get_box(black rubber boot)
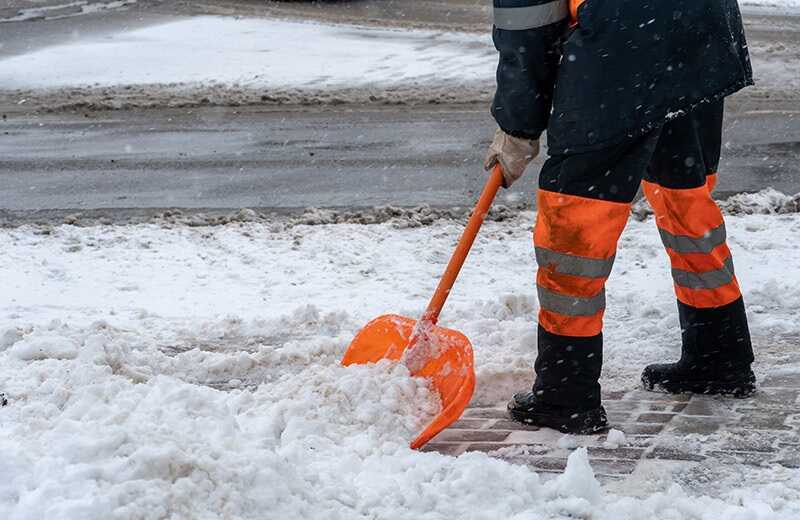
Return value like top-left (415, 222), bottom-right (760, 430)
top-left (508, 391), bottom-right (608, 434)
top-left (642, 298), bottom-right (756, 397)
top-left (509, 326), bottom-right (608, 434)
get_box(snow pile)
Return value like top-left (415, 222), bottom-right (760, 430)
top-left (2, 213), bottom-right (800, 517)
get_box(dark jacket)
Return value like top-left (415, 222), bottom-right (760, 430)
top-left (491, 0), bottom-right (753, 154)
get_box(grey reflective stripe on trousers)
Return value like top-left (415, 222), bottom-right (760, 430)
top-left (658, 223), bottom-right (727, 254)
top-left (535, 247), bottom-right (615, 279)
top-left (494, 0), bottom-right (569, 30)
top-left (537, 286), bottom-right (606, 317)
top-left (672, 256), bottom-right (736, 290)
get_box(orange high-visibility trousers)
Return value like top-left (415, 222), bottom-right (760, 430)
top-left (534, 100), bottom-right (744, 339)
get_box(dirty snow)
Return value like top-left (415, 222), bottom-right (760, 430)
top-left (2, 208), bottom-right (800, 518)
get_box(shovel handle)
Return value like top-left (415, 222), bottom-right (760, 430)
top-left (421, 165), bottom-right (504, 325)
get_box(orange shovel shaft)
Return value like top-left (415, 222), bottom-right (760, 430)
top-left (422, 165), bottom-right (504, 324)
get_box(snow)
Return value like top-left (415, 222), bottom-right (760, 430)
top-left (1, 208), bottom-right (800, 518)
top-left (553, 449), bottom-right (602, 505)
top-left (603, 429), bottom-right (627, 450)
top-left (742, 0), bottom-right (800, 12)
top-left (4, 204), bottom-right (798, 402)
top-left (6, 334), bottom-right (78, 361)
top-left (557, 434), bottom-right (580, 450)
top-left (0, 17), bottom-right (494, 91)
top-left (0, 1), bottom-right (138, 23)
top-left (1, 13), bottom-right (798, 109)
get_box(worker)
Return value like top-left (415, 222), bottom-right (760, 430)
top-left (484, 0), bottom-right (756, 434)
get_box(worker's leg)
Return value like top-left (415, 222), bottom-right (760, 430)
top-left (641, 100), bottom-right (755, 396)
top-left (509, 131), bottom-right (661, 433)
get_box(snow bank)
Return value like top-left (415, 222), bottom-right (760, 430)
top-left (2, 213), bottom-right (800, 518)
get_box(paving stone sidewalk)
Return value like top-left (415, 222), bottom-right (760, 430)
top-left (424, 373), bottom-right (800, 479)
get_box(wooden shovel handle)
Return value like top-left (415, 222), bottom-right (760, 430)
top-left (421, 165), bottom-right (504, 325)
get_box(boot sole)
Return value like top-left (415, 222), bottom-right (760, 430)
top-left (508, 406), bottom-right (609, 435)
top-left (642, 372), bottom-right (756, 398)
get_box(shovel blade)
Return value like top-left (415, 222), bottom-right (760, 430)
top-left (342, 314), bottom-right (476, 449)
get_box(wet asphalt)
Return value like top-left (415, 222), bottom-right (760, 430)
top-left (1, 102), bottom-right (798, 213)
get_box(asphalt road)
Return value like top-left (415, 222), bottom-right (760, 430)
top-left (1, 102), bottom-right (798, 213)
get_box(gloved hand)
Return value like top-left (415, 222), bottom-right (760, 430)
top-left (483, 128), bottom-right (540, 188)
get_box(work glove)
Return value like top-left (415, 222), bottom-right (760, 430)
top-left (483, 128), bottom-right (540, 188)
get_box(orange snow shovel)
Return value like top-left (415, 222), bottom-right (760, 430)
top-left (342, 165), bottom-right (505, 449)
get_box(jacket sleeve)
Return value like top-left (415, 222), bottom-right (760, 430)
top-left (491, 0), bottom-right (568, 140)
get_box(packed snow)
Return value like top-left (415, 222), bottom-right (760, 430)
top-left (2, 206), bottom-right (799, 518)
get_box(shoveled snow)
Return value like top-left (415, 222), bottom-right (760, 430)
top-left (1, 210), bottom-right (800, 518)
top-left (6, 334), bottom-right (78, 361)
top-left (554, 449), bottom-right (602, 505)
